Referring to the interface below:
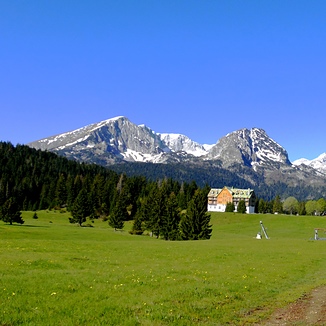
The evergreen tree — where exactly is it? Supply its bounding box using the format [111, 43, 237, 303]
[237, 200, 246, 214]
[55, 174, 67, 208]
[38, 184, 50, 210]
[161, 192, 180, 240]
[0, 197, 24, 225]
[258, 198, 267, 213]
[272, 195, 283, 214]
[103, 179, 117, 214]
[143, 183, 167, 238]
[48, 179, 57, 209]
[185, 180, 198, 203]
[0, 179, 6, 207]
[180, 190, 212, 240]
[69, 189, 90, 226]
[178, 182, 187, 210]
[108, 197, 126, 230]
[130, 210, 144, 235]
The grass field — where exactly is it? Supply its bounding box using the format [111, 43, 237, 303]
[1, 210, 326, 325]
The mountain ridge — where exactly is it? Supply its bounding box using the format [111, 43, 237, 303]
[28, 116, 325, 174]
[293, 153, 326, 174]
[27, 116, 326, 199]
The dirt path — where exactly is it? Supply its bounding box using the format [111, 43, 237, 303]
[260, 286, 326, 325]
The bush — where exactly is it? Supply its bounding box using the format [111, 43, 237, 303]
[225, 202, 235, 212]
[129, 230, 144, 235]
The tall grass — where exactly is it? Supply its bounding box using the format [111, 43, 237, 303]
[0, 211, 325, 325]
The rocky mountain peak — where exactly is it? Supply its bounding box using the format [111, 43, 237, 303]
[206, 127, 290, 168]
[293, 153, 326, 175]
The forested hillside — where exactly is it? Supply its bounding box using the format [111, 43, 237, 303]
[109, 161, 326, 201]
[0, 142, 211, 239]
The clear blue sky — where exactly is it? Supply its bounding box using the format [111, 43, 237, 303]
[1, 0, 325, 162]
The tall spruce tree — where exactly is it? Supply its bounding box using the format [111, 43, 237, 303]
[161, 192, 180, 240]
[143, 183, 167, 238]
[130, 209, 144, 235]
[69, 188, 90, 226]
[272, 195, 283, 214]
[108, 197, 126, 230]
[180, 190, 212, 240]
[55, 174, 67, 208]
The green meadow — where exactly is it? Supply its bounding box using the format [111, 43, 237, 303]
[1, 211, 326, 325]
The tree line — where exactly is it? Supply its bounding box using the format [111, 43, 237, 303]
[0, 142, 211, 240]
[256, 195, 326, 216]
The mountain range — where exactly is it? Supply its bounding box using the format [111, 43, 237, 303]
[28, 116, 326, 200]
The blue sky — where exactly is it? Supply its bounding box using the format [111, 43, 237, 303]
[1, 1, 325, 162]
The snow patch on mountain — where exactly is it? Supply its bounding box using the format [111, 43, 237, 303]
[159, 133, 209, 157]
[203, 144, 215, 151]
[206, 127, 290, 168]
[293, 153, 326, 174]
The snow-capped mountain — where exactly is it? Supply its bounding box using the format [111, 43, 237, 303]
[27, 116, 325, 181]
[293, 153, 326, 174]
[205, 127, 290, 169]
[28, 116, 173, 164]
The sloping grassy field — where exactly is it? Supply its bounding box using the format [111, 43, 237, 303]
[0, 211, 325, 325]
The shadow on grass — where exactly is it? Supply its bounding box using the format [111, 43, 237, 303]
[2, 223, 50, 228]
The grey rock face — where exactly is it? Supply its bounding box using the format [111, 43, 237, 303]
[28, 116, 170, 163]
[206, 128, 290, 168]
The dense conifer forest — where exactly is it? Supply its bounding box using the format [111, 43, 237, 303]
[109, 161, 326, 201]
[0, 142, 211, 239]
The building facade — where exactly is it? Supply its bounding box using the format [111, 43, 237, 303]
[207, 186, 256, 214]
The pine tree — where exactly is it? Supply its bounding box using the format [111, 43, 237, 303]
[180, 190, 212, 240]
[178, 182, 187, 210]
[130, 210, 144, 235]
[258, 198, 267, 213]
[161, 192, 180, 240]
[55, 174, 67, 208]
[143, 183, 167, 238]
[237, 200, 246, 214]
[0, 197, 24, 225]
[69, 189, 90, 226]
[179, 212, 194, 240]
[272, 195, 283, 214]
[108, 197, 126, 230]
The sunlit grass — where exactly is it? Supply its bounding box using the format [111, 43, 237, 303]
[0, 211, 325, 325]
